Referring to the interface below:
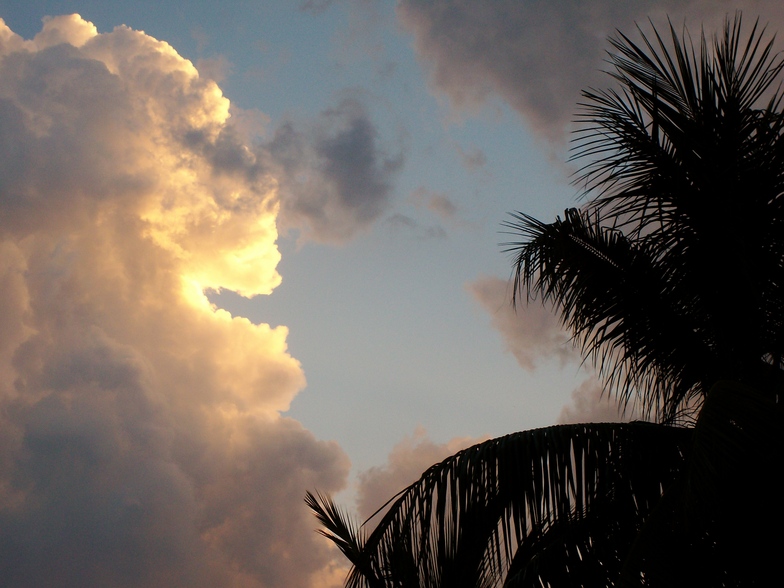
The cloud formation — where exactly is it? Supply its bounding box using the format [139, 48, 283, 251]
[468, 276, 636, 424]
[174, 96, 401, 245]
[467, 276, 576, 370]
[411, 186, 458, 221]
[0, 15, 349, 587]
[269, 98, 404, 243]
[557, 379, 628, 424]
[355, 427, 484, 521]
[397, 0, 784, 141]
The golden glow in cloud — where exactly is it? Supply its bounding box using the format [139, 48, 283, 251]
[0, 15, 348, 587]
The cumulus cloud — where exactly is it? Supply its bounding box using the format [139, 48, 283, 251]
[171, 94, 402, 245]
[0, 15, 349, 587]
[467, 276, 576, 370]
[355, 427, 484, 521]
[397, 0, 784, 141]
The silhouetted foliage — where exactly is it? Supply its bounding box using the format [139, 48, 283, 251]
[309, 15, 784, 587]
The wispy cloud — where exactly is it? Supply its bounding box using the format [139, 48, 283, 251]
[557, 378, 629, 424]
[467, 276, 576, 370]
[0, 15, 348, 587]
[410, 186, 458, 221]
[456, 144, 487, 172]
[356, 427, 484, 521]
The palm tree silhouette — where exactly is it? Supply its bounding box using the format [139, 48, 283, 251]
[308, 15, 784, 587]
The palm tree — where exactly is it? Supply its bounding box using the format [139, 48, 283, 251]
[309, 15, 784, 587]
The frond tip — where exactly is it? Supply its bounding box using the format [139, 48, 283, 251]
[305, 491, 365, 559]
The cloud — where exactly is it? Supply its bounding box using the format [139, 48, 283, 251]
[355, 427, 484, 521]
[411, 186, 458, 221]
[0, 15, 349, 587]
[456, 144, 487, 172]
[557, 379, 629, 424]
[165, 96, 402, 245]
[195, 55, 234, 84]
[426, 193, 457, 219]
[396, 0, 784, 141]
[299, 0, 336, 16]
[269, 98, 405, 243]
[467, 276, 576, 370]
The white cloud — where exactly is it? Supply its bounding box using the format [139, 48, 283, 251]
[0, 15, 349, 587]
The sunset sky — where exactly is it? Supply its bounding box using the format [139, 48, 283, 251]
[0, 1, 782, 586]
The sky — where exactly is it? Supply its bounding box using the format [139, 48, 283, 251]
[0, 1, 781, 586]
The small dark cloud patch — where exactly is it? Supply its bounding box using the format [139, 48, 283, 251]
[270, 98, 405, 243]
[299, 0, 336, 15]
[456, 144, 486, 171]
[411, 187, 458, 221]
[385, 213, 447, 240]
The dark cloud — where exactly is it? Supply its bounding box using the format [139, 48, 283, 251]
[467, 276, 576, 370]
[384, 213, 447, 240]
[183, 97, 403, 245]
[397, 0, 783, 141]
[172, 95, 404, 245]
[269, 98, 404, 243]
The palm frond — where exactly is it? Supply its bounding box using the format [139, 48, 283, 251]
[317, 423, 690, 588]
[503, 208, 710, 422]
[305, 491, 382, 588]
[508, 15, 784, 422]
[312, 14, 784, 588]
[619, 379, 784, 586]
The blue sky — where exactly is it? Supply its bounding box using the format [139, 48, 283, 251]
[0, 1, 780, 586]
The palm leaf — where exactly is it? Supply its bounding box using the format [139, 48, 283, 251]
[574, 16, 784, 376]
[311, 14, 784, 588]
[313, 423, 690, 588]
[507, 15, 784, 423]
[305, 491, 383, 588]
[618, 379, 784, 586]
[503, 208, 710, 422]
